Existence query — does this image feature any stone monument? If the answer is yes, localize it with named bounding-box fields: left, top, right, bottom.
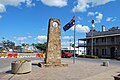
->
left=39, top=18, right=68, bottom=67
left=45, top=18, right=61, bottom=65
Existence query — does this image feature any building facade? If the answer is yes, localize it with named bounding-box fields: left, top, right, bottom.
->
left=79, top=26, right=120, bottom=58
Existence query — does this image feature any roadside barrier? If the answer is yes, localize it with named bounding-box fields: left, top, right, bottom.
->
left=17, top=54, right=25, bottom=58
left=8, top=53, right=18, bottom=58
left=36, top=53, right=43, bottom=60
left=0, top=53, right=8, bottom=58
left=17, top=55, right=24, bottom=58
left=0, top=53, right=43, bottom=59
left=17, top=53, right=36, bottom=58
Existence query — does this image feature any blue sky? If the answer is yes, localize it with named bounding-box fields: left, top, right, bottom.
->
left=0, top=0, right=119, bottom=47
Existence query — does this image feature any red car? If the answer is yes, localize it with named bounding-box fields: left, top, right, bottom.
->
left=61, top=52, right=72, bottom=58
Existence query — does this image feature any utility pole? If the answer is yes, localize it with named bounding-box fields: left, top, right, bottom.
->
left=69, top=38, right=71, bottom=53
left=91, top=20, right=94, bottom=56
left=73, top=24, right=76, bottom=64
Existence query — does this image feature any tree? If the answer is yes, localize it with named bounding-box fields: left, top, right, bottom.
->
left=72, top=44, right=74, bottom=47
left=35, top=42, right=47, bottom=52
left=2, top=40, right=15, bottom=51
left=22, top=43, right=25, bottom=47
left=14, top=46, right=22, bottom=52
left=31, top=43, right=35, bottom=46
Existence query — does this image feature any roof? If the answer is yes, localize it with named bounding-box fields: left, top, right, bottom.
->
left=79, top=33, right=120, bottom=41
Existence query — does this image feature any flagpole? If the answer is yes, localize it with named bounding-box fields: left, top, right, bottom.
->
left=73, top=17, right=76, bottom=64
left=63, top=15, right=76, bottom=64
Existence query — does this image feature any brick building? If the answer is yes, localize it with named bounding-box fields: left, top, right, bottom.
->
left=79, top=26, right=120, bottom=58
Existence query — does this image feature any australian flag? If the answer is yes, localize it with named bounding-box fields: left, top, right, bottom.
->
left=63, top=16, right=75, bottom=31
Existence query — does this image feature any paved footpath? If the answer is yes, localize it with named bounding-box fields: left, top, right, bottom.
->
left=81, top=67, right=120, bottom=80
left=0, top=59, right=120, bottom=80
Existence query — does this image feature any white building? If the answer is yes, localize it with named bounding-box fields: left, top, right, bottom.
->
left=61, top=46, right=85, bottom=55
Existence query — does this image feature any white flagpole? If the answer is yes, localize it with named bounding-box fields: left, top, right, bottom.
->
left=73, top=17, right=76, bottom=64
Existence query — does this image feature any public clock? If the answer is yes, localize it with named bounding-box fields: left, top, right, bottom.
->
left=52, top=21, right=58, bottom=27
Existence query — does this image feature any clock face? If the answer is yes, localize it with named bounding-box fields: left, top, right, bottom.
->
left=52, top=21, right=58, bottom=27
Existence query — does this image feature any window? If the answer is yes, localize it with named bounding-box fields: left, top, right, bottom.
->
left=102, top=37, right=106, bottom=42
left=102, top=49, right=104, bottom=55
left=105, top=49, right=106, bottom=56
left=96, top=49, right=99, bottom=56
left=87, top=50, right=90, bottom=55
left=87, top=40, right=89, bottom=43
left=93, top=49, right=95, bottom=55
left=102, top=38, right=104, bottom=42
left=102, top=49, right=106, bottom=56
left=111, top=37, right=114, bottom=42
left=96, top=38, right=98, bottom=43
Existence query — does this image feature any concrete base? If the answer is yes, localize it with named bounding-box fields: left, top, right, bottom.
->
left=11, top=61, right=32, bottom=74
left=103, top=61, right=109, bottom=67
left=38, top=62, right=68, bottom=68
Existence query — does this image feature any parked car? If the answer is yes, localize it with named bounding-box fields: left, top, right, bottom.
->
left=61, top=52, right=72, bottom=58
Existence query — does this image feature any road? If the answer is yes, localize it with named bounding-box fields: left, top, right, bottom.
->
left=0, top=57, right=40, bottom=72
left=66, top=57, right=120, bottom=66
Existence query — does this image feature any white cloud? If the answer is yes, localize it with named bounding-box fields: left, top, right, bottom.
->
left=0, top=15, right=2, bottom=19
left=61, top=41, right=71, bottom=46
left=88, top=12, right=99, bottom=16
left=72, top=0, right=115, bottom=12
left=28, top=35, right=32, bottom=38
left=13, top=36, right=16, bottom=39
left=0, top=0, right=35, bottom=13
left=77, top=16, right=83, bottom=23
left=36, top=35, right=47, bottom=41
left=62, top=36, right=74, bottom=39
left=71, top=24, right=90, bottom=33
left=88, top=12, right=95, bottom=16
left=91, top=0, right=115, bottom=6
left=87, top=12, right=98, bottom=16
left=61, top=40, right=81, bottom=47
left=41, top=0, right=67, bottom=7
left=78, top=16, right=82, bottom=20
left=37, top=41, right=43, bottom=43
left=106, top=17, right=112, bottom=22
left=72, top=0, right=89, bottom=12
left=88, top=12, right=103, bottom=23
left=0, top=4, right=6, bottom=13
left=26, top=0, right=35, bottom=7
left=111, top=19, right=116, bottom=22
left=0, top=0, right=24, bottom=6
left=17, top=37, right=27, bottom=41
left=95, top=13, right=103, bottom=23
left=106, top=17, right=116, bottom=22
left=20, top=41, right=25, bottom=44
